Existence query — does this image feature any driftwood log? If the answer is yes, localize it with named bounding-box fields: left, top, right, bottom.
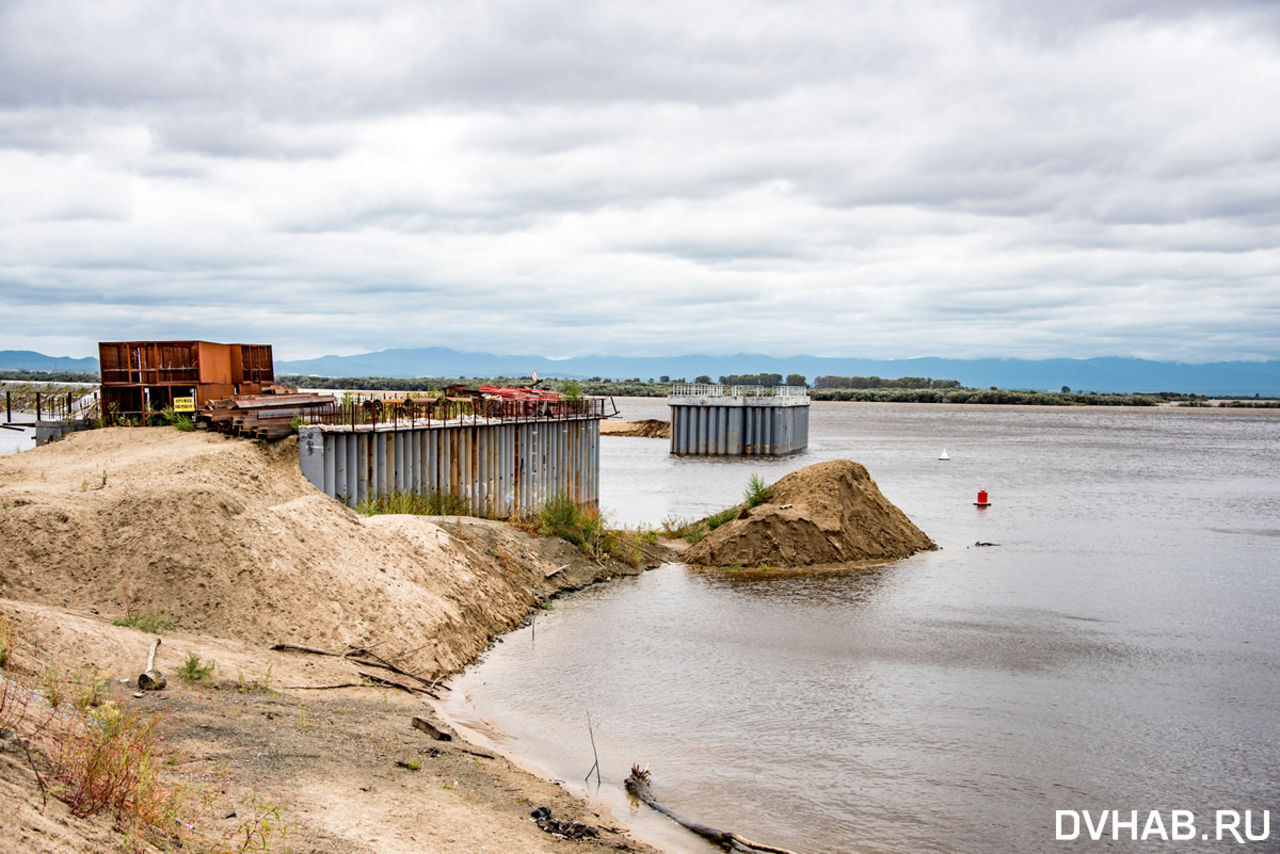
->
left=408, top=717, right=495, bottom=759
left=625, top=765, right=800, bottom=854
left=411, top=715, right=452, bottom=741
left=137, top=638, right=166, bottom=691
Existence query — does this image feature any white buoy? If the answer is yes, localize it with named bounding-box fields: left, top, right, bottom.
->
left=938, top=448, right=950, bottom=460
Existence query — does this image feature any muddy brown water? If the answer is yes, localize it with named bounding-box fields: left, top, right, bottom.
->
left=444, top=401, right=1280, bottom=853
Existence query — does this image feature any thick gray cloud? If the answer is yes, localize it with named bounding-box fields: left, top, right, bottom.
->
left=1, top=0, right=1277, bottom=362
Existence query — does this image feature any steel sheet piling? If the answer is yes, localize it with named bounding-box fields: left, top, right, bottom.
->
left=298, top=412, right=601, bottom=517
left=668, top=384, right=810, bottom=456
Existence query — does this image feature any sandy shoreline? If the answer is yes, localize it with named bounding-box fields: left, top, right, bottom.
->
left=0, top=427, right=677, bottom=853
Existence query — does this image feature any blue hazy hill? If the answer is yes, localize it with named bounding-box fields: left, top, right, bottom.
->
left=0, top=350, right=100, bottom=373
left=274, top=348, right=1280, bottom=397
left=4, top=348, right=1278, bottom=396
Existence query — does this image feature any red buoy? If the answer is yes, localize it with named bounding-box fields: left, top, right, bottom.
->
left=974, top=489, right=991, bottom=507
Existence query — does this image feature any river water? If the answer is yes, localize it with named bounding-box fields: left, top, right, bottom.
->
left=442, top=401, right=1280, bottom=853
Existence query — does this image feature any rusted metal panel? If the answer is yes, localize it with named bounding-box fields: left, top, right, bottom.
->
left=197, top=343, right=233, bottom=385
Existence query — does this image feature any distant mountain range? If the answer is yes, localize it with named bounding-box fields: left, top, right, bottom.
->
left=0, top=350, right=100, bottom=373
left=5, top=347, right=1279, bottom=396
left=275, top=349, right=1280, bottom=396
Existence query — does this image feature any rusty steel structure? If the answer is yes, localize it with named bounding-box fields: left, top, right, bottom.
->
left=298, top=391, right=606, bottom=516
left=98, top=340, right=275, bottom=423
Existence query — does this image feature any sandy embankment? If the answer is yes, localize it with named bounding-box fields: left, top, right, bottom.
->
left=599, top=419, right=670, bottom=438
left=684, top=459, right=936, bottom=568
left=0, top=428, right=668, bottom=854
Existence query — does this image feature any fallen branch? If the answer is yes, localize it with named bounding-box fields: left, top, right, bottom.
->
left=20, top=738, right=47, bottom=810
left=625, top=765, right=800, bottom=854
left=451, top=744, right=496, bottom=760
left=346, top=646, right=440, bottom=694
left=357, top=670, right=435, bottom=696
left=269, top=642, right=439, bottom=698
left=269, top=642, right=345, bottom=657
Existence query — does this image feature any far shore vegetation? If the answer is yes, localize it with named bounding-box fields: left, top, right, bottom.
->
left=272, top=374, right=1278, bottom=407
left=3, top=369, right=1276, bottom=408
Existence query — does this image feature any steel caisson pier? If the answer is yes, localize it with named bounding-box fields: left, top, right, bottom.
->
left=668, top=384, right=810, bottom=456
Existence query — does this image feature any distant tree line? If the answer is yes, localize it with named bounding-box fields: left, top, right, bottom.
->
left=808, top=387, right=1180, bottom=405
left=813, top=375, right=962, bottom=389
left=278, top=374, right=1240, bottom=406
left=0, top=370, right=99, bottom=383
left=715, top=373, right=809, bottom=386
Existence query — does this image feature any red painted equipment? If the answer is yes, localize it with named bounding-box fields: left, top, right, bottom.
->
left=974, top=489, right=991, bottom=507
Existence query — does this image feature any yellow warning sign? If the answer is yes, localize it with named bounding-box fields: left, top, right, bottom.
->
left=172, top=397, right=196, bottom=412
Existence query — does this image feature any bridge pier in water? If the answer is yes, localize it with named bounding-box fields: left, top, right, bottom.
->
left=668, top=384, right=810, bottom=456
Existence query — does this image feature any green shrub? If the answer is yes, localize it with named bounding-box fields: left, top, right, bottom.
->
left=744, top=473, right=772, bottom=508
left=178, top=653, right=215, bottom=683
left=537, top=494, right=603, bottom=552
left=533, top=494, right=641, bottom=564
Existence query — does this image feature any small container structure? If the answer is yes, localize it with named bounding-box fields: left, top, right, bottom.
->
left=99, top=340, right=275, bottom=423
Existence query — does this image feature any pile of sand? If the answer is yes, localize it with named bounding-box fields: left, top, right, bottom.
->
left=0, top=427, right=665, bottom=854
left=599, top=419, right=670, bottom=438
left=0, top=428, right=638, bottom=680
left=683, top=459, right=935, bottom=568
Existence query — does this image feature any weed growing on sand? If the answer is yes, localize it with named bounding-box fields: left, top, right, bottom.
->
left=531, top=494, right=642, bottom=564
left=661, top=513, right=711, bottom=544
left=178, top=653, right=215, bottom=683
left=45, top=698, right=181, bottom=845
left=745, top=473, right=772, bottom=508
left=74, top=669, right=110, bottom=712
left=358, top=489, right=470, bottom=517
left=704, top=505, right=739, bottom=531
left=113, top=609, right=176, bottom=634
left=237, top=665, right=273, bottom=694
left=42, top=663, right=65, bottom=709
left=232, top=797, right=290, bottom=853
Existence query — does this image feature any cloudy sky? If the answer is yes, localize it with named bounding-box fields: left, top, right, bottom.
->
left=2, top=0, right=1278, bottom=363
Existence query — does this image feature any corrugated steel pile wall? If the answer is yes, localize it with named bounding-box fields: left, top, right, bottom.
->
left=298, top=418, right=600, bottom=516
left=669, top=401, right=810, bottom=455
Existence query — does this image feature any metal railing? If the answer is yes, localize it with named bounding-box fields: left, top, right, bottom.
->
left=4, top=390, right=100, bottom=424
left=669, top=383, right=810, bottom=399
left=300, top=394, right=607, bottom=430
